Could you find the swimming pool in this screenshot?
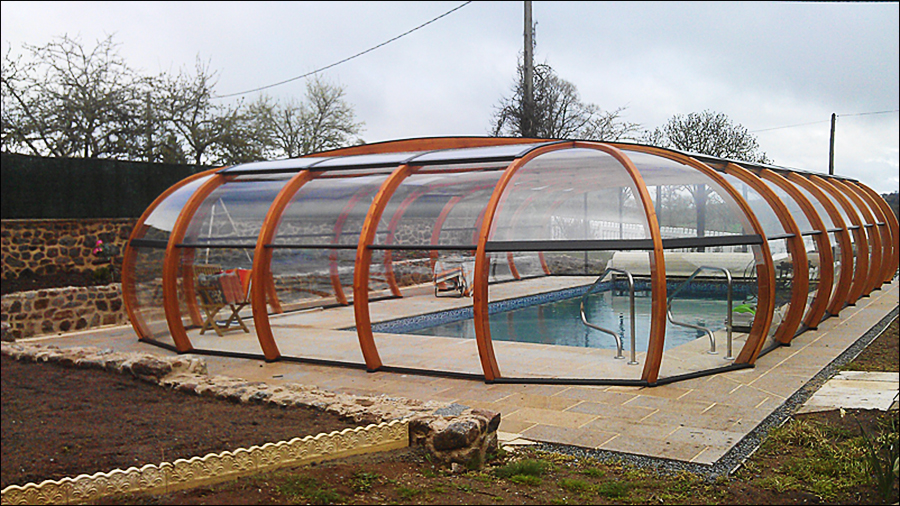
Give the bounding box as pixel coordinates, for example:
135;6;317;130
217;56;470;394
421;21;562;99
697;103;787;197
387;287;733;351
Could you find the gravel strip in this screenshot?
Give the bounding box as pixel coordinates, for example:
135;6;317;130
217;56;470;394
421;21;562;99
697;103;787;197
527;305;899;480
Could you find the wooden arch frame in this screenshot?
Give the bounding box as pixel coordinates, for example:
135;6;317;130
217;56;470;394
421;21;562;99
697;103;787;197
808;175;870;304
836;180;892;288
123;168;222;341
785;173;856;313
853;181;899;282
724;163;808;345
472;142;667;382
829;178;883;295
161;173;230;353
614;144;776;365
755;169;834;330
250;170;318;361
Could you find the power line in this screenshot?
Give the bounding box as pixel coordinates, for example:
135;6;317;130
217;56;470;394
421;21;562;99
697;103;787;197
751;109;899;133
213;1;473;100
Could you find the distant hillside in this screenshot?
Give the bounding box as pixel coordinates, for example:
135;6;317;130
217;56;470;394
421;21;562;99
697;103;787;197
883;191;899;220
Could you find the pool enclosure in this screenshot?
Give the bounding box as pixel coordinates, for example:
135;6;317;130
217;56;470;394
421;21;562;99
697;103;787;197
123;137;898;386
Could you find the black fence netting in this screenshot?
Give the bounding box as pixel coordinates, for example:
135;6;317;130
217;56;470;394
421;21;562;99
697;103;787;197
1;153;209;219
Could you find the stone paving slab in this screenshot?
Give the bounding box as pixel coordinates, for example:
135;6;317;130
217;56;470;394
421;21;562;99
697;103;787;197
795;371;900;414
18;277;898;468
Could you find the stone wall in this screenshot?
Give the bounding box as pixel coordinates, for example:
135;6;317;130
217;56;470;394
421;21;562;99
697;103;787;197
1;284;126;341
1;218;136;281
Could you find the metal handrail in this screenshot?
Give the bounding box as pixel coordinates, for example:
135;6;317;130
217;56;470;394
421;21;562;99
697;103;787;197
667;266;734;359
580;268;638;364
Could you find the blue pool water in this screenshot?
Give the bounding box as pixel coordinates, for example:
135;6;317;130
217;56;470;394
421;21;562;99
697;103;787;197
404;290;731;351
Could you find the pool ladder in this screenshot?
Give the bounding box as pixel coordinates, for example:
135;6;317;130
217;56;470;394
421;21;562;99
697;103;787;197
667;266;734;360
580;268;639;365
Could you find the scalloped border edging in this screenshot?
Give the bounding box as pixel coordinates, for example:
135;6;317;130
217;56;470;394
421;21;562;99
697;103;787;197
1;419;408;505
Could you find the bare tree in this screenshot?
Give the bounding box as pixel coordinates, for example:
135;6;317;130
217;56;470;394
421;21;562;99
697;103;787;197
642;110;771;164
157;59;244;165
491;60;641;141
1;35;149;158
297;76;364;155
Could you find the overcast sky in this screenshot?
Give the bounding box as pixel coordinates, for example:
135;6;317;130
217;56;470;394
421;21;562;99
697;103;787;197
3;1;898;193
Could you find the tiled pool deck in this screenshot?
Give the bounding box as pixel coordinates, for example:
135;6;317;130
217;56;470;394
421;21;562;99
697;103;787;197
25;277;899;468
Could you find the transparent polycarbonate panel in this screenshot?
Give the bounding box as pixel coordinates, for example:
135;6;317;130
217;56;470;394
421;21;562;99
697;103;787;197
770;237;796;337
480;249;649;381
266;174;390;312
130;246;172;343
309;151;423;170
140;175;212;242
408;142;555;165
373;166;508;247
807;180;859;269
218;156;336;174
813;178;858;229
658;244;764;380
273;172;389;247
829;230;847;306
756;178;815;233
184;176;290;248
625;153;753;240
791;182;836;230
721;174;786;240
490;149;651;244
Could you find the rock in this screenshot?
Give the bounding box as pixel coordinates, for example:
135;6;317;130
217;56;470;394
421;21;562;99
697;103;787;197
433;418;481;451
126;356;173;381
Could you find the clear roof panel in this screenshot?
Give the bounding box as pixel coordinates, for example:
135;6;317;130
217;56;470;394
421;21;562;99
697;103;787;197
373;164;510;247
183;176;292;247
623;151;754;240
754;178;815;233
141;175;213;241
489;148;651;244
218;156;338;174
721;173;787;241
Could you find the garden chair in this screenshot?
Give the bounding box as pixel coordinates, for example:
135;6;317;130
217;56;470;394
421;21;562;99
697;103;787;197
194;264;251;336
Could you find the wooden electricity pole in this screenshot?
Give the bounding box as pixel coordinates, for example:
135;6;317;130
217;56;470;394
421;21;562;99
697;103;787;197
523;0;534;138
829;112;836;175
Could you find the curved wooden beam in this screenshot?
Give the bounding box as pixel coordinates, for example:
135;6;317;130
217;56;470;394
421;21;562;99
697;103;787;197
353;164;420;371
162;174;229;353
122;168;222;340
726;163;808;345
785;173;855;313
838;180;892;288
613;144;774;365
251;170;317;361
829;178;883;295
809;175;869;304
757;169;833;330
853;181;899;282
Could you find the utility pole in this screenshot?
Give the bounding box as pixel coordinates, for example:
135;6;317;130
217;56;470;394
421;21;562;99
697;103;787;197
523;0;534;138
828;112;836;175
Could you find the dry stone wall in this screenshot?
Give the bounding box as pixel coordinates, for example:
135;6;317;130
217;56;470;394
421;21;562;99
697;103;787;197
1;284;126;341
2;218;135;281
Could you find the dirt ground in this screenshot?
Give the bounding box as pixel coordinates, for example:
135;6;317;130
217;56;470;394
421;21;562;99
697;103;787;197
0;355;358;490
1;318;897;505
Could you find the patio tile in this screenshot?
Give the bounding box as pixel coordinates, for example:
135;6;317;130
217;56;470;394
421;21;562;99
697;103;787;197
565;401;656;421
502;406;599;428
552;387;639;405
599;434;708;462
521;423;618;448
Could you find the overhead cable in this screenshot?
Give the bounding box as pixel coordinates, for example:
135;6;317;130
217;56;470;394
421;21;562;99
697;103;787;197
213;1;473;99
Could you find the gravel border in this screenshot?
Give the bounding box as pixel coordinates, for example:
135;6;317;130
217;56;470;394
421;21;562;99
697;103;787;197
527;305;899;479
